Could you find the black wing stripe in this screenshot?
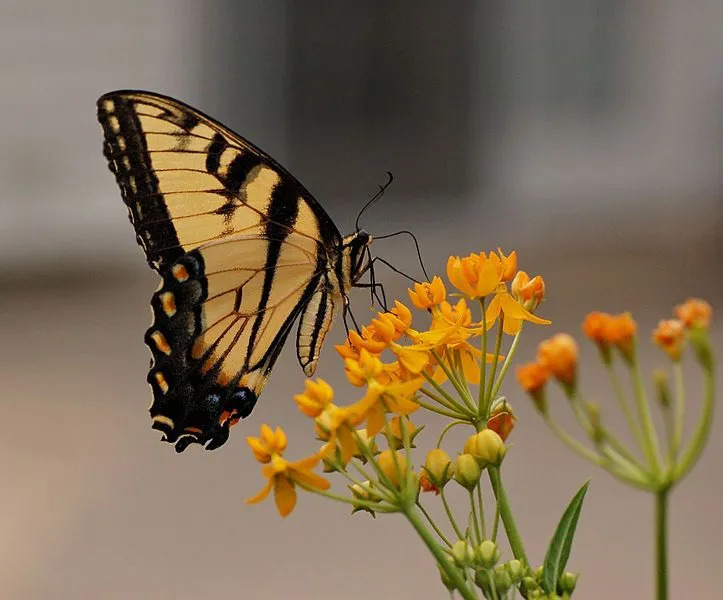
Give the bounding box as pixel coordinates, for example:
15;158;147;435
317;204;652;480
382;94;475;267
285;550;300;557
244;178;300;369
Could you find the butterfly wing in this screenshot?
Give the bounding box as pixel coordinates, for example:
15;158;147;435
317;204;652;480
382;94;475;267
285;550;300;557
97;90;343;451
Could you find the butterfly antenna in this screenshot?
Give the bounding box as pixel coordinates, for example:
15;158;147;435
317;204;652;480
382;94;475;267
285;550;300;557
373;229;430;281
355;171;394;232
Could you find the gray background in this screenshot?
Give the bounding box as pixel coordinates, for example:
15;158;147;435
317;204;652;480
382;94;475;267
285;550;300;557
1;1;721;598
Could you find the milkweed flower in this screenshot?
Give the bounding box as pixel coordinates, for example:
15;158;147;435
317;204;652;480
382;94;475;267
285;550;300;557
246;425;329;517
582;311;637;362
511;271;546;309
377;449;410;488
487;398;517;441
516;362;550;410
652;319;685;361
674;298;712;329
294;378;334;417
537;333;578;388
409;276;446;309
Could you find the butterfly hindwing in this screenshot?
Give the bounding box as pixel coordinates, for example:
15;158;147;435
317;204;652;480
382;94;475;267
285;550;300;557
97;90;354;451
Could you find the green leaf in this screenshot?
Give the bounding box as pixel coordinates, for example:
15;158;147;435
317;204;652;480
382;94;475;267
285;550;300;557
541;481;590;594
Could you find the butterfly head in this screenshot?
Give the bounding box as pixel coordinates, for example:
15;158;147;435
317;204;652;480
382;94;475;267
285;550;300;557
340;229;373;290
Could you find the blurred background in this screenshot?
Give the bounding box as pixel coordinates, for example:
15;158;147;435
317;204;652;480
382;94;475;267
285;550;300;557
1;1;721;598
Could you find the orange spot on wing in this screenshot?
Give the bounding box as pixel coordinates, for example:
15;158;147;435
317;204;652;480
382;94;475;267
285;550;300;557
160;292;177;316
172;264;189;282
150;331;171;355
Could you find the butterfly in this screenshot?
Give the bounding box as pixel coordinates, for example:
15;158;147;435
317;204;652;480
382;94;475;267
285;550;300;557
97;90;375;452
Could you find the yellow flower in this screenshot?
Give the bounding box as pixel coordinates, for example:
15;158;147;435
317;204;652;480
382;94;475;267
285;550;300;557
345;349;384;386
294;378;334;418
315;404;364;464
674;298;712;329
447;252;501;298
537;334;578;387
408;276;446;309
246;424;287;463
485;284;551;334
352;378;422;437
246;452;330;517
652;319;685;361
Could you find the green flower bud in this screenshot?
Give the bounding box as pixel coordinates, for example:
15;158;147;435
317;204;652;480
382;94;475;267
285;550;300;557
424;448;454;488
437;557;458;591
451;539;475;567
653;369;671;409
493;566;512;594
476;539;500;568
352;428;377;462
520;575;541;595
349;480;380;516
559;571;579;594
464;429;506;467
505;559;524;583
454;453;481;490
534;565;544;582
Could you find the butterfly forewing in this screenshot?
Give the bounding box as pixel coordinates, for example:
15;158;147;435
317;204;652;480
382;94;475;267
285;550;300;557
98;90;349;452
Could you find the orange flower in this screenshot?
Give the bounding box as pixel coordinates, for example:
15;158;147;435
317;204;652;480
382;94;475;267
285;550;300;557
511;271;546;307
345;349;384;386
582;311;636;362
351;378;422;437
315;404;364;464
516;362;550;396
294;378;334;418
446;252;501;298
246;453;330;517
537;334;578;387
247;424;287;463
675;298;712;329
652;319;685;361
485;285;551;335
408;276;446;309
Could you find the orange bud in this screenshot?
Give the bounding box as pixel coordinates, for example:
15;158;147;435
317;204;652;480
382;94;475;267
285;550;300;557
537;333;578;387
377;449;408;488
516;362;550;402
674;298;712;329
652;319;685;361
487;398;517;441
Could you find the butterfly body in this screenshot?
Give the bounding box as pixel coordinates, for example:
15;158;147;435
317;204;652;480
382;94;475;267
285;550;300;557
97;90;371;452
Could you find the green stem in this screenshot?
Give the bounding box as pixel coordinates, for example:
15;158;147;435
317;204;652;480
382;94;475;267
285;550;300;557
476;481;487;539
489;329;523;401
655;489;669;600
668;362;685;465
469;488;483;544
487;467;528;565
419;383;469;414
479;298;488;412
417;500;454;547
630;343;663;474
423;369;475;416
673;360;715;481
441;487;464;540
432;348;476;413
605;360;648;456
416;397;469;420
404;506;477;600
483;318;505;416
437;420;472;448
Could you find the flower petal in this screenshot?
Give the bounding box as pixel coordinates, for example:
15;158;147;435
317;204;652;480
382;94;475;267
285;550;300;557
274;474;297;517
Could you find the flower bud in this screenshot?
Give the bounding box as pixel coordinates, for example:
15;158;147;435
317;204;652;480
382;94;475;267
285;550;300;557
438;557;458;591
377;449;408;488
653;369;671;409
559;571;579;594
384;416;424;450
537;333;578;390
505;559;524;583
352;428;377;462
516;362;550;412
476;539;500;568
652;319;685;361
520;575;541;595
487;397;517;441
349;480;380;516
423;448;454;489
493;566;513;594
454;453;481;490
451;539;475;567
464;429;506;468
674;298;712;330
